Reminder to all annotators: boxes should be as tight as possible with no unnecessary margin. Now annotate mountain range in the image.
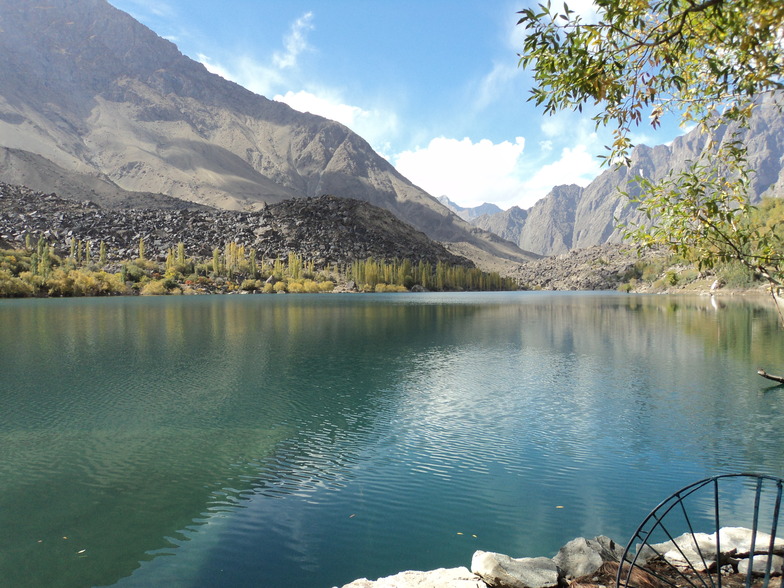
[436,196,503,222]
[0,0,535,271]
[2,0,782,267]
[471,95,784,256]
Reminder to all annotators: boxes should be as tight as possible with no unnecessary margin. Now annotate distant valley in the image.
[442,95,784,257]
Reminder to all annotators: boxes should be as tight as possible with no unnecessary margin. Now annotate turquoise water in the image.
[0,292,783,587]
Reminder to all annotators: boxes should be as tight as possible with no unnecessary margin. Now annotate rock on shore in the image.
[340,527,784,588]
[341,534,622,588]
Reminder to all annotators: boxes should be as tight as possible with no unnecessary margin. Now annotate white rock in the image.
[553,537,603,579]
[471,551,560,588]
[719,527,784,555]
[662,547,714,573]
[553,536,623,578]
[737,555,784,577]
[640,532,715,565]
[341,566,487,588]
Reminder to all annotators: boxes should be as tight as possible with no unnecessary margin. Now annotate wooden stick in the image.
[757,369,784,384]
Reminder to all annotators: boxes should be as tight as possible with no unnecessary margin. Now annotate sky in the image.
[107,0,684,211]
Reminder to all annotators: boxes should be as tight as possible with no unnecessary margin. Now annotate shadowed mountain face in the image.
[0,0,536,267]
[473,95,784,256]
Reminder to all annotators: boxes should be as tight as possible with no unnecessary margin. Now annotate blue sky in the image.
[107,0,684,210]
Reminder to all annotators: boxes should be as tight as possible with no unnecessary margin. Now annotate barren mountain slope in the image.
[0,0,537,268]
[474,94,784,256]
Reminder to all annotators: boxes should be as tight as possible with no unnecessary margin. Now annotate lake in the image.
[1,292,783,587]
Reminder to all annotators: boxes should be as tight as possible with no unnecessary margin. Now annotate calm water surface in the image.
[1,292,783,587]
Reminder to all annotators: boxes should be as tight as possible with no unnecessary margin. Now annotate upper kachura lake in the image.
[1,292,783,587]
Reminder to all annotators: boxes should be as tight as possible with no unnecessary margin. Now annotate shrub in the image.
[640,260,666,282]
[374,283,408,293]
[71,271,101,296]
[46,268,75,296]
[679,268,700,283]
[240,279,258,291]
[93,271,128,295]
[717,261,759,288]
[0,269,35,297]
[140,279,167,296]
[302,279,322,293]
[124,263,145,283]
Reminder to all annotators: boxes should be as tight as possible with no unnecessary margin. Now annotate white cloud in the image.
[195,12,313,97]
[274,90,399,157]
[273,12,314,69]
[540,116,568,138]
[114,0,176,19]
[542,0,600,23]
[275,90,362,126]
[197,53,235,81]
[196,52,285,98]
[392,135,602,211]
[393,137,527,208]
[569,0,601,22]
[520,144,602,206]
[474,62,521,111]
[193,11,399,157]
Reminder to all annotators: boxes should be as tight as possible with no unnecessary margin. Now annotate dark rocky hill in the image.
[0,0,535,269]
[511,244,663,291]
[0,184,470,268]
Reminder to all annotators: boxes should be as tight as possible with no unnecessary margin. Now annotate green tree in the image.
[249,248,258,279]
[287,252,302,279]
[212,247,221,276]
[177,242,186,266]
[517,0,784,291]
[38,237,51,277]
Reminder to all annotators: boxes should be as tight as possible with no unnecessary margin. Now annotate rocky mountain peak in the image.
[474,95,784,256]
[0,0,538,271]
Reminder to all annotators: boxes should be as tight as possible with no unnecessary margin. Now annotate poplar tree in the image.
[38,237,50,277]
[212,247,221,276]
[249,249,257,278]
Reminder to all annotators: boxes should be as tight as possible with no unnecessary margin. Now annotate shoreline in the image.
[339,526,784,588]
